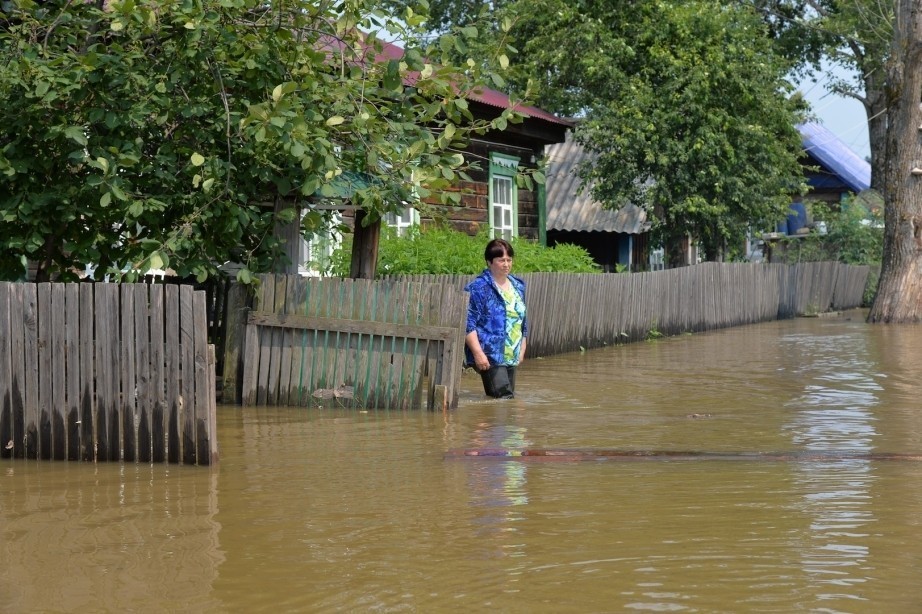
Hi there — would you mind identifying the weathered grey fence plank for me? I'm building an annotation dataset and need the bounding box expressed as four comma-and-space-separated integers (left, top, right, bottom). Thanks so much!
37, 284, 52, 458
65, 284, 80, 461
135, 284, 152, 463
165, 284, 182, 463
180, 284, 196, 465
50, 283, 66, 460
120, 284, 137, 462
193, 291, 211, 464
149, 284, 166, 463
78, 284, 94, 461
0, 283, 11, 459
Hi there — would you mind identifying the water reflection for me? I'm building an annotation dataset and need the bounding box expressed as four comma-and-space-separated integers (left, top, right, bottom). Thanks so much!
0, 463, 223, 611
467, 409, 530, 560
780, 324, 881, 603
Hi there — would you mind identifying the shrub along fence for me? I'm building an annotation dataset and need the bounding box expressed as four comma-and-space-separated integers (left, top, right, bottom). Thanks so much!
0, 281, 218, 465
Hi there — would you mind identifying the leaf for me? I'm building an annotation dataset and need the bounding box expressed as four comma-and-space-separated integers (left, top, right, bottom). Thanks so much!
190, 152, 205, 166
64, 126, 88, 147
96, 156, 109, 174
325, 116, 345, 126
236, 268, 252, 284
499, 54, 509, 70
149, 252, 164, 271
202, 177, 215, 192
272, 84, 284, 102
110, 184, 128, 201
99, 192, 111, 207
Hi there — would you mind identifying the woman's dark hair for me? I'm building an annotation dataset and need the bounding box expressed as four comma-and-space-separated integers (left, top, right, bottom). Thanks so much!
485, 238, 514, 262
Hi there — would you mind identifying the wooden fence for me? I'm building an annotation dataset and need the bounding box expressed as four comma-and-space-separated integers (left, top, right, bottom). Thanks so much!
391, 261, 870, 357
0, 282, 217, 465
239, 275, 468, 410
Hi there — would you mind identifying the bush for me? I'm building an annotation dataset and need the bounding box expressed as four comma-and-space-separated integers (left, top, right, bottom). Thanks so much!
773, 199, 883, 267
330, 226, 601, 276
770, 198, 883, 307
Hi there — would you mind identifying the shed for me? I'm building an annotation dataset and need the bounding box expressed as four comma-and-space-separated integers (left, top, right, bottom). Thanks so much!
544, 136, 651, 272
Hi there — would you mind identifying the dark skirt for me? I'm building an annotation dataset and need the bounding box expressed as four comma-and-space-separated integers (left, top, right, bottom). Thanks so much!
479, 365, 516, 399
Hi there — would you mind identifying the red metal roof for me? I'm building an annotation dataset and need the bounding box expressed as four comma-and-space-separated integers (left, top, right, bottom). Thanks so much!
369, 38, 572, 127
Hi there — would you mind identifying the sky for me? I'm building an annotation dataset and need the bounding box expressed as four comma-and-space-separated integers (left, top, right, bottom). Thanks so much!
795, 69, 871, 162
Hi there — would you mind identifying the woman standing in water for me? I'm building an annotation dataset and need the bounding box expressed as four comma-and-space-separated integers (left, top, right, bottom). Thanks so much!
464, 238, 527, 398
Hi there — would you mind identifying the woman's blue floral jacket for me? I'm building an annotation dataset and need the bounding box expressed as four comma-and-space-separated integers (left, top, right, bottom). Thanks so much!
463, 270, 527, 367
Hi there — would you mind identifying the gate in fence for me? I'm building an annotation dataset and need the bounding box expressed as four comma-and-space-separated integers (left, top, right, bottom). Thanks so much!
240, 275, 468, 410
0, 282, 217, 465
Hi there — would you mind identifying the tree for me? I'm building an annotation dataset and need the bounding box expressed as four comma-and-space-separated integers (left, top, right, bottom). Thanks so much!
750, 0, 922, 322
866, 0, 922, 322
751, 0, 892, 192
392, 0, 807, 265
510, 0, 808, 264
0, 0, 512, 282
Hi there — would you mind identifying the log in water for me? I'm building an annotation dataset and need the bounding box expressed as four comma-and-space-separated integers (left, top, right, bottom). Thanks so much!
445, 449, 922, 461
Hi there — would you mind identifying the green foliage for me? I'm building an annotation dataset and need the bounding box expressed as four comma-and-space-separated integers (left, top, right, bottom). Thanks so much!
330, 226, 600, 276
773, 199, 883, 266
0, 0, 515, 282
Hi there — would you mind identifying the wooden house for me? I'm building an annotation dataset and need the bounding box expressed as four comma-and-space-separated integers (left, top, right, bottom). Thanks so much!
758, 122, 873, 262
797, 121, 871, 208
280, 39, 572, 277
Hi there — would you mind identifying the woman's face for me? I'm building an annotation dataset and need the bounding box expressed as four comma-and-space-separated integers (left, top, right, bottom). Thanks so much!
488, 250, 513, 278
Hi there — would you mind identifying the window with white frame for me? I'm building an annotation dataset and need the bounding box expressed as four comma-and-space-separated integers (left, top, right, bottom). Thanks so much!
384, 207, 419, 236
299, 212, 342, 277
489, 153, 519, 239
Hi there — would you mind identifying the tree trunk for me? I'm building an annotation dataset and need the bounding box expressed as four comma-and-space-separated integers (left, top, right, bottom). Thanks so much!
865, 69, 888, 193
349, 209, 381, 279
868, 0, 922, 323
665, 234, 688, 268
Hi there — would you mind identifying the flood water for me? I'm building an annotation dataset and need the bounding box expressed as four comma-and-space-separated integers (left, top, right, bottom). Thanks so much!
3, 310, 922, 612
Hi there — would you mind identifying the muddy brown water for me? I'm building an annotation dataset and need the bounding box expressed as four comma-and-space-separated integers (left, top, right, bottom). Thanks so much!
3, 310, 922, 612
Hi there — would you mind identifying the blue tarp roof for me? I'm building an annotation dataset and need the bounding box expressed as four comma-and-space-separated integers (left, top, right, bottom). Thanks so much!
797, 122, 870, 193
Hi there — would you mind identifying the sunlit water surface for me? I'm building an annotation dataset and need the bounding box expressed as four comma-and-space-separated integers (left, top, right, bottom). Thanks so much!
3, 311, 922, 612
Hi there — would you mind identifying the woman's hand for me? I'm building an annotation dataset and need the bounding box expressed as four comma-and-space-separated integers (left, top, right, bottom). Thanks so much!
473, 351, 490, 371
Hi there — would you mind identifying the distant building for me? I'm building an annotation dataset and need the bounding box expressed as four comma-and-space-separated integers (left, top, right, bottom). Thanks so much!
544, 135, 652, 272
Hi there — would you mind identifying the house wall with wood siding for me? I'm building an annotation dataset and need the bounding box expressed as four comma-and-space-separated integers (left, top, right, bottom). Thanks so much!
419, 139, 544, 240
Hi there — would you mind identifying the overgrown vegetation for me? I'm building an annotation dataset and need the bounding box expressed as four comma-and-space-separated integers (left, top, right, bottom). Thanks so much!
771, 198, 883, 305
328, 226, 601, 276
0, 0, 516, 283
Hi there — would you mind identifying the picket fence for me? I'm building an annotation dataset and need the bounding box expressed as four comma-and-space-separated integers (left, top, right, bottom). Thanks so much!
0, 282, 217, 464
391, 261, 870, 357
